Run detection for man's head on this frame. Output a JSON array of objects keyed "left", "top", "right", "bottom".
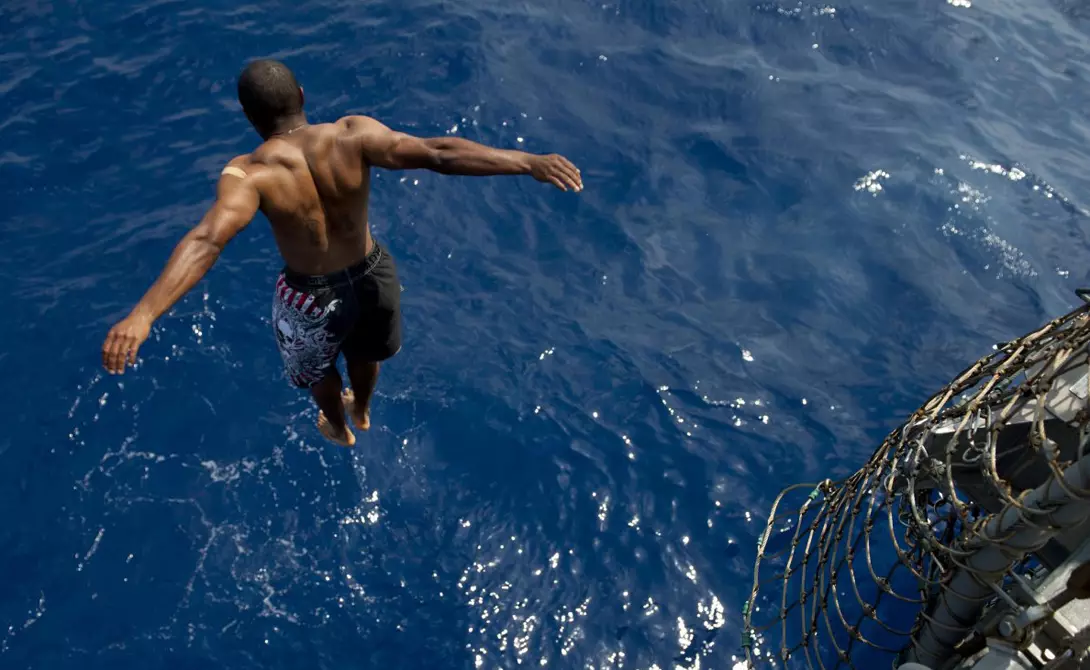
[{"left": 237, "top": 59, "right": 304, "bottom": 138}]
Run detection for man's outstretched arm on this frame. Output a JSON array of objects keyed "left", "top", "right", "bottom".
[
  {"left": 102, "top": 164, "right": 260, "bottom": 374},
  {"left": 349, "top": 116, "right": 583, "bottom": 191}
]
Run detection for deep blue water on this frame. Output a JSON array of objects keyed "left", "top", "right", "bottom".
[{"left": 5, "top": 0, "right": 1090, "bottom": 668}]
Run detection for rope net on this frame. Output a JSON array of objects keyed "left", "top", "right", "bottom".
[{"left": 741, "top": 300, "right": 1090, "bottom": 669}]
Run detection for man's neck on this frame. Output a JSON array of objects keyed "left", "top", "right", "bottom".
[{"left": 267, "top": 116, "right": 308, "bottom": 138}]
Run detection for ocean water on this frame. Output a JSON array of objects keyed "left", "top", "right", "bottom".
[{"left": 4, "top": 0, "right": 1090, "bottom": 668}]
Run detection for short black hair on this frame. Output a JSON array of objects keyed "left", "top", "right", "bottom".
[{"left": 237, "top": 59, "right": 303, "bottom": 131}]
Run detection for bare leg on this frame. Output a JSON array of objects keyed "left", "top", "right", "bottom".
[
  {"left": 344, "top": 354, "right": 379, "bottom": 431},
  {"left": 311, "top": 368, "right": 356, "bottom": 447}
]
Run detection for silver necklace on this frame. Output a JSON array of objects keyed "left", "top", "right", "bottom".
[{"left": 273, "top": 123, "right": 307, "bottom": 137}]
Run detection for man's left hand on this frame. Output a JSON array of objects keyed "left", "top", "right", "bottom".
[{"left": 102, "top": 311, "right": 152, "bottom": 374}]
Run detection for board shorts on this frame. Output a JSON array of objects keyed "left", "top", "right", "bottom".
[{"left": 271, "top": 241, "right": 402, "bottom": 388}]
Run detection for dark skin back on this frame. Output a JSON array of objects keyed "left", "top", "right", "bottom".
[
  {"left": 101, "top": 111, "right": 582, "bottom": 374},
  {"left": 243, "top": 118, "right": 379, "bottom": 275}
]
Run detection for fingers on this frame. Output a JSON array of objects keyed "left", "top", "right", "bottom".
[
  {"left": 104, "top": 332, "right": 127, "bottom": 375},
  {"left": 560, "top": 164, "right": 582, "bottom": 191},
  {"left": 102, "top": 329, "right": 142, "bottom": 374},
  {"left": 102, "top": 331, "right": 117, "bottom": 371},
  {"left": 126, "top": 339, "right": 142, "bottom": 369},
  {"left": 113, "top": 338, "right": 134, "bottom": 374},
  {"left": 534, "top": 155, "right": 583, "bottom": 192},
  {"left": 552, "top": 155, "right": 582, "bottom": 192},
  {"left": 560, "top": 174, "right": 580, "bottom": 191},
  {"left": 548, "top": 176, "right": 568, "bottom": 191}
]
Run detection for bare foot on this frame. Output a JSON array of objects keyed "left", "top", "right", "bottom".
[
  {"left": 317, "top": 391, "right": 356, "bottom": 447},
  {"left": 342, "top": 388, "right": 371, "bottom": 431},
  {"left": 352, "top": 406, "right": 371, "bottom": 431}
]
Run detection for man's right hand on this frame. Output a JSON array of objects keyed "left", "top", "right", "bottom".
[{"left": 529, "top": 154, "right": 583, "bottom": 192}]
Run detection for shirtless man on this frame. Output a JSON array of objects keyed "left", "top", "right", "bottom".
[{"left": 101, "top": 59, "right": 583, "bottom": 446}]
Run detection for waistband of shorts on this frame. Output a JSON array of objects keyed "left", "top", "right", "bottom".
[{"left": 281, "top": 242, "right": 384, "bottom": 291}]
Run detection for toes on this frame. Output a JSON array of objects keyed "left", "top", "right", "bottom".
[{"left": 317, "top": 411, "right": 355, "bottom": 447}]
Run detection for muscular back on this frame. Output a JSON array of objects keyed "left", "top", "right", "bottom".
[
  {"left": 236, "top": 118, "right": 376, "bottom": 276},
  {"left": 212, "top": 114, "right": 580, "bottom": 277}
]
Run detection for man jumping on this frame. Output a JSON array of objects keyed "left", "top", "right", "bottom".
[{"left": 101, "top": 59, "right": 583, "bottom": 447}]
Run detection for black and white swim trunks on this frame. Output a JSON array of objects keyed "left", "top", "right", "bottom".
[{"left": 271, "top": 242, "right": 402, "bottom": 388}]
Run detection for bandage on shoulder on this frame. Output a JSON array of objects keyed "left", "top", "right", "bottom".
[{"left": 221, "top": 166, "right": 248, "bottom": 179}]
